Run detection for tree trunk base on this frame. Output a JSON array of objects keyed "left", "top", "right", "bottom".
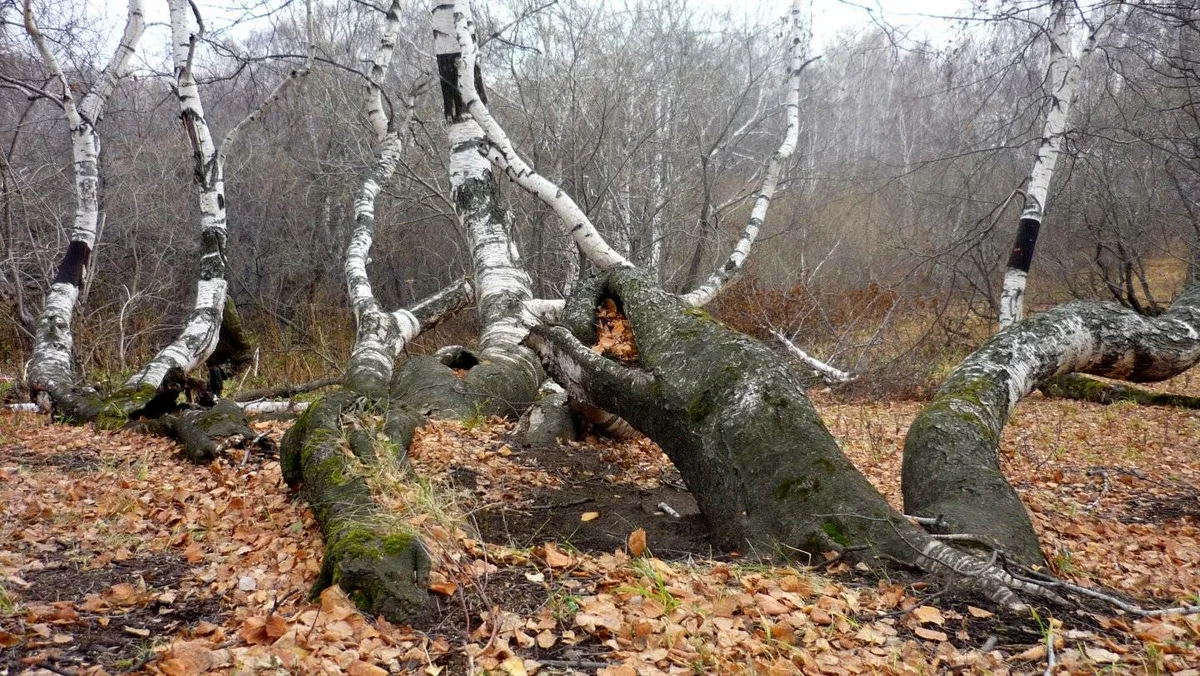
[{"left": 525, "top": 269, "right": 1043, "bottom": 611}]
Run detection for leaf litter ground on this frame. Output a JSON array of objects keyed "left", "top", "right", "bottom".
[{"left": 2, "top": 372, "right": 1200, "bottom": 674}]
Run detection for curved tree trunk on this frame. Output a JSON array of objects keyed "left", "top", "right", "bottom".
[
  {"left": 903, "top": 282, "right": 1200, "bottom": 563},
  {"left": 527, "top": 268, "right": 1047, "bottom": 610},
  {"left": 24, "top": 0, "right": 145, "bottom": 409}
]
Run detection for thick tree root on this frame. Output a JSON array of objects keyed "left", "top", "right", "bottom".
[
  {"left": 516, "top": 380, "right": 578, "bottom": 447},
  {"left": 134, "top": 399, "right": 269, "bottom": 464},
  {"left": 903, "top": 282, "right": 1200, "bottom": 564},
  {"left": 280, "top": 391, "right": 431, "bottom": 624},
  {"left": 526, "top": 268, "right": 1050, "bottom": 609},
  {"left": 1040, "top": 373, "right": 1200, "bottom": 408}
]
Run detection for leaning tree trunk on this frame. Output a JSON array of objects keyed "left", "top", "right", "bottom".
[
  {"left": 998, "top": 0, "right": 1111, "bottom": 328},
  {"left": 528, "top": 268, "right": 1048, "bottom": 610},
  {"left": 903, "top": 282, "right": 1200, "bottom": 564},
  {"left": 24, "top": 0, "right": 145, "bottom": 414}
]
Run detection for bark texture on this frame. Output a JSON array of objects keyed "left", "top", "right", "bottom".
[
  {"left": 280, "top": 391, "right": 430, "bottom": 624},
  {"left": 904, "top": 282, "right": 1200, "bottom": 563},
  {"left": 526, "top": 268, "right": 1043, "bottom": 609}
]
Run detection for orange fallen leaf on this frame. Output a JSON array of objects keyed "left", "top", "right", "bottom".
[
  {"left": 627, "top": 528, "right": 647, "bottom": 557},
  {"left": 535, "top": 542, "right": 573, "bottom": 568},
  {"left": 239, "top": 616, "right": 269, "bottom": 645},
  {"left": 346, "top": 662, "right": 389, "bottom": 676},
  {"left": 429, "top": 580, "right": 459, "bottom": 596},
  {"left": 264, "top": 613, "right": 288, "bottom": 639},
  {"left": 911, "top": 605, "right": 945, "bottom": 625}
]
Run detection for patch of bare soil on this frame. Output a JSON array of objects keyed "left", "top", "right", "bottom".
[{"left": 471, "top": 443, "right": 712, "bottom": 559}]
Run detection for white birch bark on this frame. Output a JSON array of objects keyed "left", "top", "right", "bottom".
[
  {"left": 25, "top": 0, "right": 145, "bottom": 400},
  {"left": 681, "top": 0, "right": 806, "bottom": 307},
  {"left": 126, "top": 0, "right": 228, "bottom": 391},
  {"left": 129, "top": 0, "right": 313, "bottom": 393},
  {"left": 450, "top": 8, "right": 633, "bottom": 271},
  {"left": 646, "top": 93, "right": 666, "bottom": 273},
  {"left": 449, "top": 118, "right": 535, "bottom": 355},
  {"left": 998, "top": 1, "right": 1114, "bottom": 328},
  {"left": 770, "top": 329, "right": 855, "bottom": 384},
  {"left": 342, "top": 0, "right": 416, "bottom": 395}
]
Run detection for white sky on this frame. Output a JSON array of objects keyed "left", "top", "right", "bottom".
[{"left": 79, "top": 0, "right": 973, "bottom": 68}]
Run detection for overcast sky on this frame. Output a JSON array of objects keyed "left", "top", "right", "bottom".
[{"left": 79, "top": 0, "right": 973, "bottom": 69}]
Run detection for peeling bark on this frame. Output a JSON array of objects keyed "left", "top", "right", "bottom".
[
  {"left": 904, "top": 283, "right": 1200, "bottom": 563},
  {"left": 526, "top": 268, "right": 1044, "bottom": 609}
]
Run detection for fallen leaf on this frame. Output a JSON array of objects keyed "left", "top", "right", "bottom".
[
  {"left": 1085, "top": 647, "right": 1122, "bottom": 664},
  {"left": 628, "top": 528, "right": 647, "bottom": 557},
  {"left": 966, "top": 605, "right": 994, "bottom": 619},
  {"left": 541, "top": 543, "right": 573, "bottom": 568},
  {"left": 1013, "top": 645, "right": 1047, "bottom": 661},
  {"left": 500, "top": 655, "right": 528, "bottom": 676},
  {"left": 264, "top": 613, "right": 288, "bottom": 639},
  {"left": 580, "top": 511, "right": 600, "bottom": 522},
  {"left": 913, "top": 626, "right": 948, "bottom": 642},
  {"left": 429, "top": 580, "right": 459, "bottom": 596},
  {"left": 347, "top": 662, "right": 389, "bottom": 676},
  {"left": 911, "top": 605, "right": 945, "bottom": 625}
]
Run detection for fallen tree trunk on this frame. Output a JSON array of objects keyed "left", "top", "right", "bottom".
[
  {"left": 277, "top": 282, "right": 467, "bottom": 624},
  {"left": 233, "top": 377, "right": 340, "bottom": 403},
  {"left": 527, "top": 268, "right": 1047, "bottom": 609},
  {"left": 280, "top": 391, "right": 430, "bottom": 624},
  {"left": 1039, "top": 373, "right": 1200, "bottom": 408},
  {"left": 903, "top": 282, "right": 1200, "bottom": 564}
]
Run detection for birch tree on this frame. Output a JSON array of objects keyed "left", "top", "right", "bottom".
[
  {"left": 998, "top": 0, "right": 1116, "bottom": 328},
  {"left": 57, "top": 0, "right": 318, "bottom": 426},
  {"left": 279, "top": 0, "right": 475, "bottom": 622},
  {"left": 19, "top": 0, "right": 145, "bottom": 409},
  {"left": 448, "top": 0, "right": 1085, "bottom": 609}
]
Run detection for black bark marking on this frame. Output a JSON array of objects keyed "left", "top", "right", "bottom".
[
  {"left": 1006, "top": 217, "right": 1041, "bottom": 273},
  {"left": 53, "top": 240, "right": 91, "bottom": 286}
]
